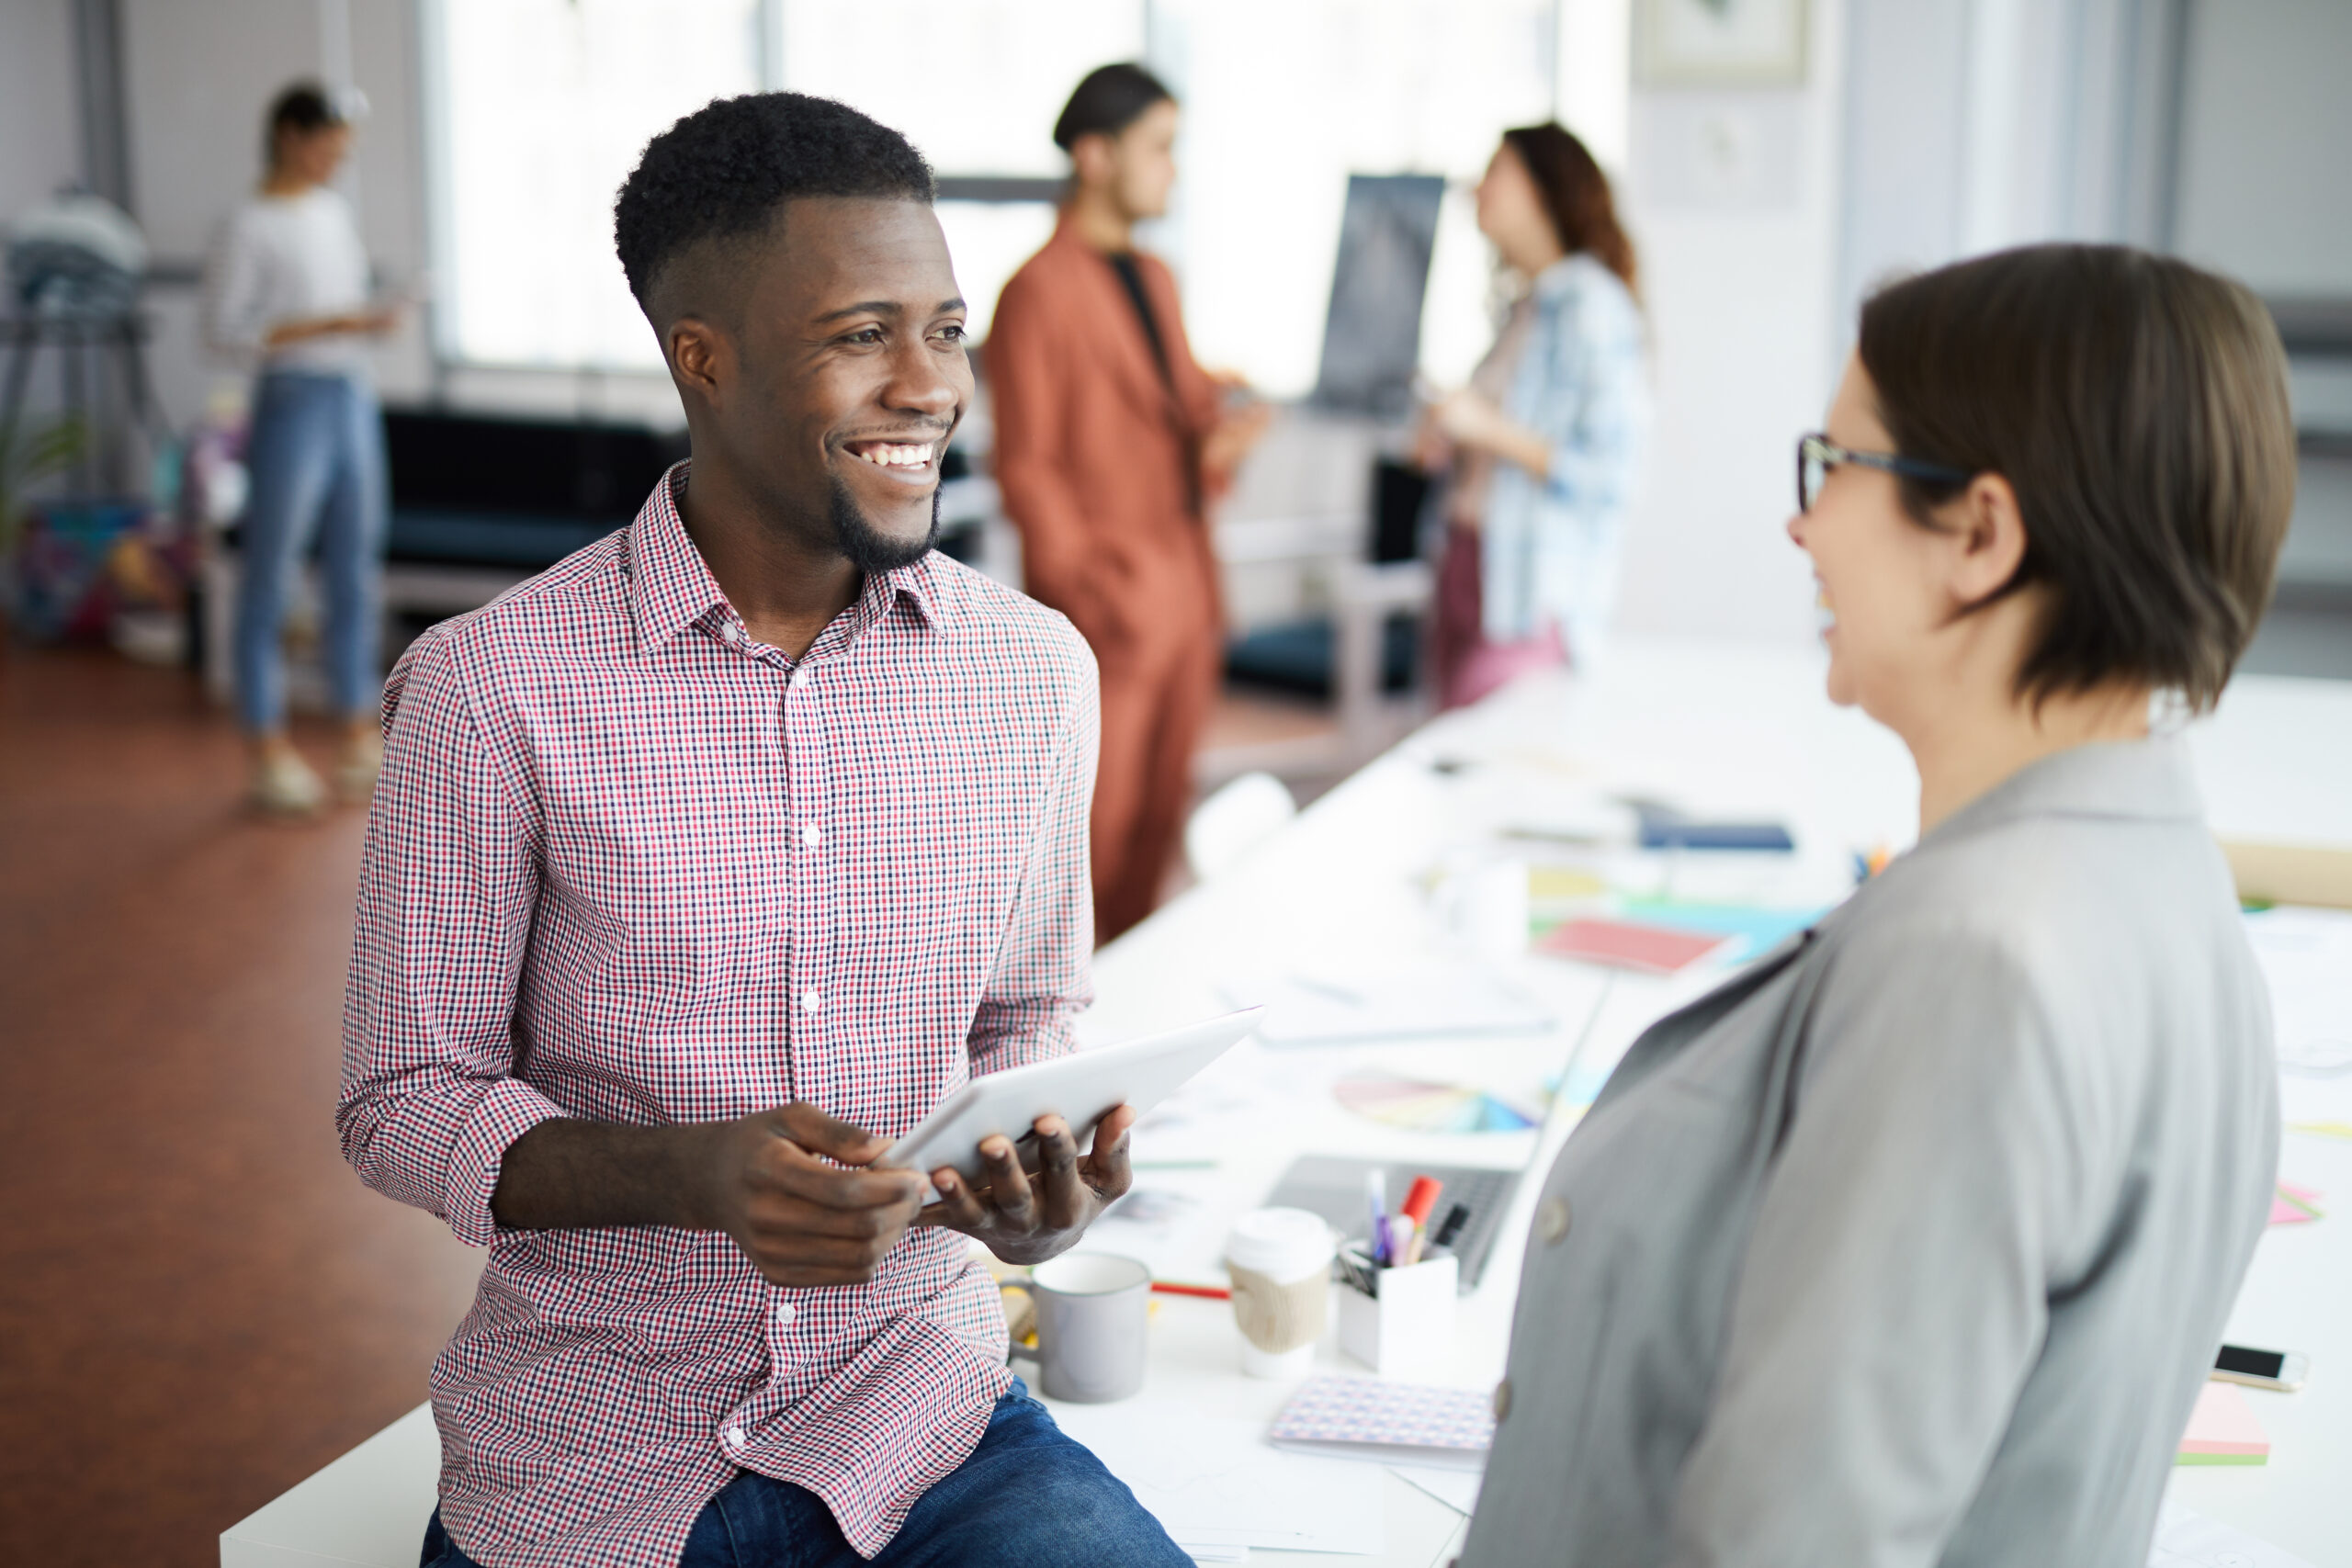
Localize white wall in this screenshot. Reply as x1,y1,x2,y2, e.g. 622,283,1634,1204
121,0,438,426
1607,0,1849,649
0,0,82,224
2172,0,2352,296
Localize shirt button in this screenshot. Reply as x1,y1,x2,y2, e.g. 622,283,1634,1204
1491,1379,1511,1422
800,988,822,1014
723,623,742,643
774,1302,797,1325
789,665,810,689
725,1425,748,1450
1536,1197,1572,1245
800,823,823,849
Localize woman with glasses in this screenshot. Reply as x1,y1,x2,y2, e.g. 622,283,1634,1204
1419,122,1648,707
1461,245,2293,1567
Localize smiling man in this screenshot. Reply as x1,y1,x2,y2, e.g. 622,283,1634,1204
338,95,1189,1568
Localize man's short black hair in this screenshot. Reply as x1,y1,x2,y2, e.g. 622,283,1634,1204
1052,63,1175,152
613,92,934,309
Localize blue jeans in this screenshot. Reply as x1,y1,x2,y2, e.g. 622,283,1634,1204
419,1380,1189,1567
232,370,387,729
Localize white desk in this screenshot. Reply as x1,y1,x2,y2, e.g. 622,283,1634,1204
223,638,2352,1568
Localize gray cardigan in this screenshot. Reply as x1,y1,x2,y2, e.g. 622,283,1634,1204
1461,738,2278,1568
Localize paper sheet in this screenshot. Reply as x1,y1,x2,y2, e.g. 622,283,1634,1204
2148,1498,2315,1567
1228,966,1557,1046
1049,1406,1385,1556
1388,1463,1483,1516
2245,908,2352,1079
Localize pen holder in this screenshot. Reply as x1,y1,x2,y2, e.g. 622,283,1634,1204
1337,1248,1457,1380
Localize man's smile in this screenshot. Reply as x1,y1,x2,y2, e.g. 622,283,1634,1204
840,433,947,485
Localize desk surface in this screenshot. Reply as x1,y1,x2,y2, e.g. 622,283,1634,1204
224,637,2352,1568
1078,639,2352,1567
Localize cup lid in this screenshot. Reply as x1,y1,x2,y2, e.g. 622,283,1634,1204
1226,1207,1336,1275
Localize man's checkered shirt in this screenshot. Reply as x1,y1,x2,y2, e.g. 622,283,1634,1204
338,468,1100,1565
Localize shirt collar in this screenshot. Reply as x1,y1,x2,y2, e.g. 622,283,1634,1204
627,460,943,656
1922,734,2206,851
1531,253,1589,302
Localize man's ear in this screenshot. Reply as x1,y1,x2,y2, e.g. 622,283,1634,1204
666,316,732,411
1943,471,2028,610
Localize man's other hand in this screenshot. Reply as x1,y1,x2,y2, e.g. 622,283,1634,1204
915,1106,1136,1266
695,1104,927,1288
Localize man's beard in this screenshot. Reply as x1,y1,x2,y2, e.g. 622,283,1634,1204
830,473,941,574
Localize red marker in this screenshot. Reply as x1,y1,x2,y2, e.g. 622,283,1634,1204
1400,1175,1444,1230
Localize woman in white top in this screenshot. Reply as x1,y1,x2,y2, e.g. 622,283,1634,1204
1419,123,1648,707
200,83,400,814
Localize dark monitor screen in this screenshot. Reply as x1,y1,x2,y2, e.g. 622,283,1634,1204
1311,173,1447,420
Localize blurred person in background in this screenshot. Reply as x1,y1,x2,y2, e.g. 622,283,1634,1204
989,62,1271,942
1419,122,1647,708
201,82,401,815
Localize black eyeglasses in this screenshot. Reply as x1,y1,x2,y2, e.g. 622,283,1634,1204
1797,433,1972,513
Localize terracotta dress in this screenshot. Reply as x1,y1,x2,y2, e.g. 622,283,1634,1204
989,220,1227,942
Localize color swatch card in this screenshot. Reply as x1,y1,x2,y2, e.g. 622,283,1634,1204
1269,1376,1496,1472
1537,917,1733,975
2177,1380,2269,1464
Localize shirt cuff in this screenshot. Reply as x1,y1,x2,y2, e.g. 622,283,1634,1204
441,1077,569,1247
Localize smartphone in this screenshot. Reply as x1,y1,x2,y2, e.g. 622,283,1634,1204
2213,1343,2309,1392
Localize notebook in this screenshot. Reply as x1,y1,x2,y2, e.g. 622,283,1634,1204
2177,1381,2269,1465
1537,917,1732,975
1268,1376,1496,1472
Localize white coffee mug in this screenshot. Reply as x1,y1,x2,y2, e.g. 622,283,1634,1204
1002,1252,1151,1404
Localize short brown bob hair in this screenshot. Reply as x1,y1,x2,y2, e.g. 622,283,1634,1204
1858,243,2295,713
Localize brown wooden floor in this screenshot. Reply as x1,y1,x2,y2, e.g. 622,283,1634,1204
0,644,483,1566
0,642,1349,1563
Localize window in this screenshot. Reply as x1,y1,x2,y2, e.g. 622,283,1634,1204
424,0,1561,388
424,0,761,370
775,1,1146,343
1154,0,1557,395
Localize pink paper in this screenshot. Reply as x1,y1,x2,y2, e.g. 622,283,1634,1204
2179,1381,2269,1459
2268,1181,2324,1226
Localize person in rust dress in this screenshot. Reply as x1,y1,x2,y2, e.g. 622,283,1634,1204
989,63,1269,942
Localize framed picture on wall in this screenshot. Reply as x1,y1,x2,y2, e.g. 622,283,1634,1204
1634,0,1809,86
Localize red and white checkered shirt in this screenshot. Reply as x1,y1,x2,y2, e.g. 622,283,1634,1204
338,467,1099,1566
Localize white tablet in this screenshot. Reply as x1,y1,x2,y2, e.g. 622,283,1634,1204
879,1008,1262,1201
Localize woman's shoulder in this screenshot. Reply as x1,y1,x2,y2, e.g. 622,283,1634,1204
1816,800,2267,1085
1531,254,1642,355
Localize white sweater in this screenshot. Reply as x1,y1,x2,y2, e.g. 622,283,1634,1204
200,187,372,378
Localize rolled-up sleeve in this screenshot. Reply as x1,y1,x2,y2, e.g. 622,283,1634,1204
1666,931,2083,1566
337,627,560,1247
966,637,1100,1076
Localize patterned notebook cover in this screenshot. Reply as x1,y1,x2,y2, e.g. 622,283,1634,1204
1267,1377,1496,1456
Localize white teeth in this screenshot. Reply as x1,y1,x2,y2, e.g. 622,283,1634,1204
853,443,933,468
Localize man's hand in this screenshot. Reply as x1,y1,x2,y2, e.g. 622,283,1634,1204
490,1107,926,1286
916,1106,1136,1266
694,1105,928,1288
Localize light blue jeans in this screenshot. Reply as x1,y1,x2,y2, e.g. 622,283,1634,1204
232,370,387,730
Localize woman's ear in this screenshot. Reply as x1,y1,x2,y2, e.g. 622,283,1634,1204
1940,472,2029,611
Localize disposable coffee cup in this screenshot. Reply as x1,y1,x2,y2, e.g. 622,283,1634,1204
1225,1207,1335,1379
